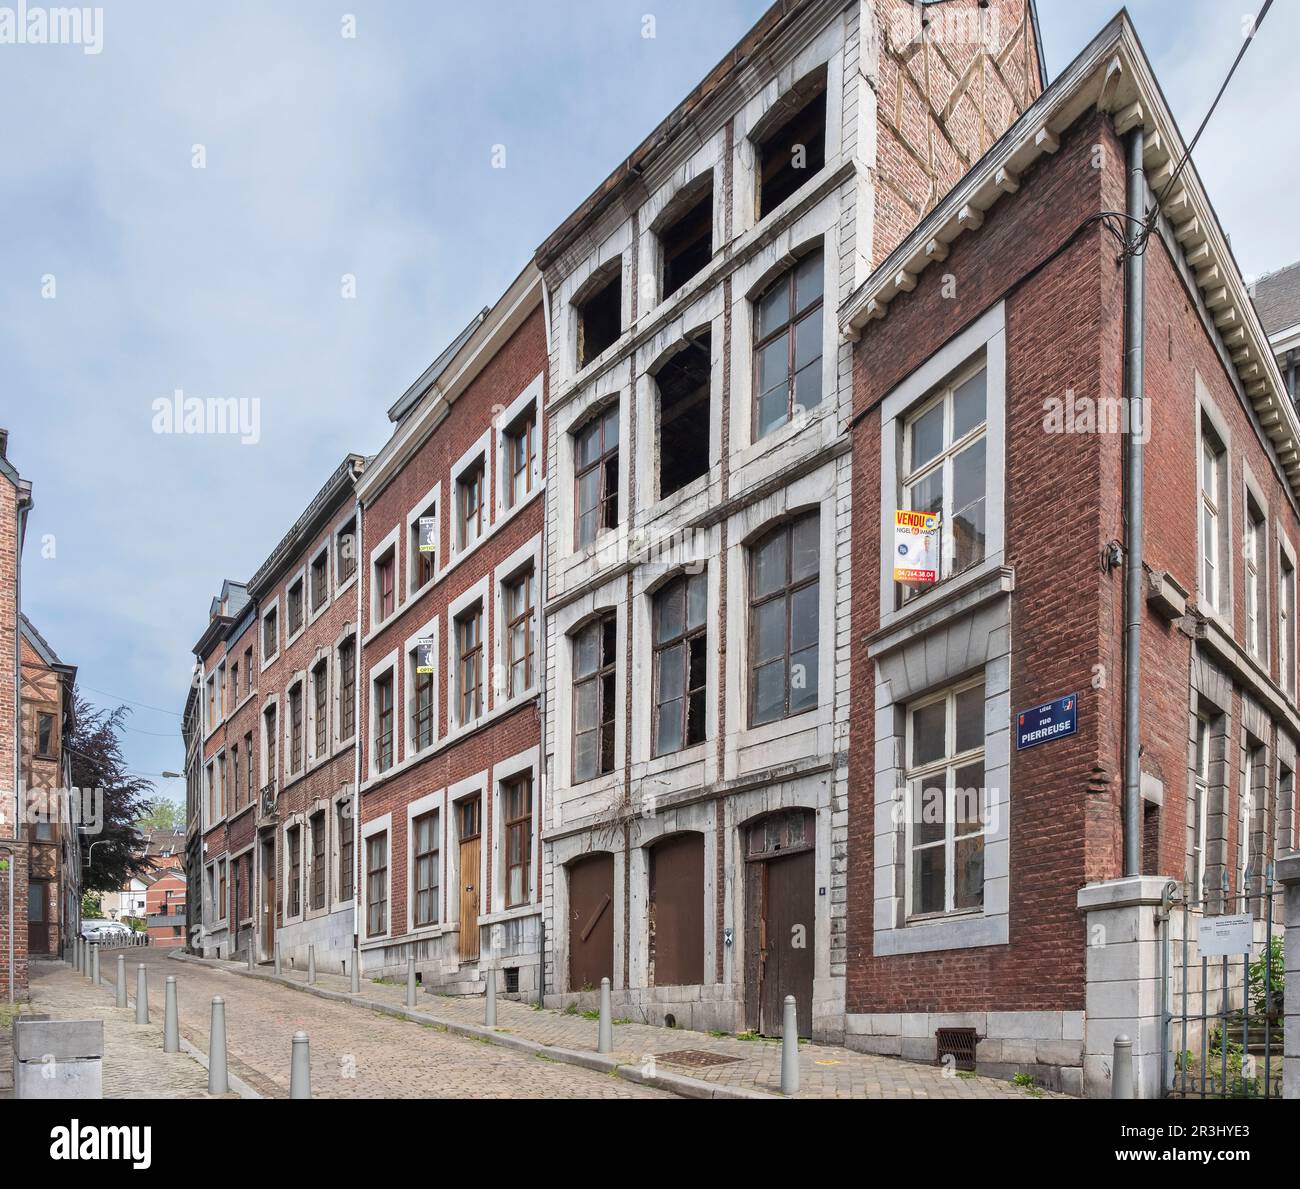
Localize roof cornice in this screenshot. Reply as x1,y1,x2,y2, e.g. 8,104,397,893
839,11,1300,504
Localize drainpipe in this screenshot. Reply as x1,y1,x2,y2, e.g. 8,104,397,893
351,492,363,965
1122,127,1147,878
1286,349,1296,411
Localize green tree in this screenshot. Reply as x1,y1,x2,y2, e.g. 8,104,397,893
69,691,153,894
136,797,182,831
80,891,103,918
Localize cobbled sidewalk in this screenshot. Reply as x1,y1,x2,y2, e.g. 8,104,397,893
181,951,1070,1100
14,958,237,1099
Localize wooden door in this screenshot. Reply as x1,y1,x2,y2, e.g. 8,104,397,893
568,853,614,991
649,833,704,987
754,848,814,1038
458,797,481,962
27,880,50,955
260,836,276,961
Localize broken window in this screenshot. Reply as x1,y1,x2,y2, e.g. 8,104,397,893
656,332,712,497
575,269,622,368
755,70,827,220
574,406,619,547
659,179,714,299
573,612,617,783
653,571,707,756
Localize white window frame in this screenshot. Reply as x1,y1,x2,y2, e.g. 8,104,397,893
361,813,393,944
1192,714,1210,899
403,614,441,764
878,302,1006,622
405,482,442,599
308,539,332,623
1244,494,1267,661
1195,377,1232,622
902,677,988,922
405,789,444,935
367,649,399,783
494,535,542,711
495,374,543,519
284,564,308,649
447,576,490,736
368,524,401,635
259,597,281,672
451,429,493,557
1280,534,1297,698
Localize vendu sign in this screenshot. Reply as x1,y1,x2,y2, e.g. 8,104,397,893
892,509,939,585
1016,694,1078,750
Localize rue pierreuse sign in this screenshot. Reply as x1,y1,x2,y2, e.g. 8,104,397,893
1015,694,1078,750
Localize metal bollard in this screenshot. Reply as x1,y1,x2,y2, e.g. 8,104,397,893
350,948,360,994
780,995,800,1094
485,966,496,1027
406,956,417,1007
164,976,179,1053
1112,1034,1134,1099
247,942,254,972
78,938,86,976
290,1031,311,1099
274,942,282,976
91,943,100,986
597,977,612,1054
208,996,229,1095
308,944,316,985
135,964,149,1025
116,954,127,1009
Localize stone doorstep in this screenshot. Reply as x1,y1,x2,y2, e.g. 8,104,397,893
168,952,779,1101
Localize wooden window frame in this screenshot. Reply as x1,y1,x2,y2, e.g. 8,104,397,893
338,638,356,742
412,810,440,927
457,459,486,550
287,825,302,918
751,251,823,439
572,612,617,783
456,606,484,724
652,572,707,756
573,408,619,548
313,660,328,759
747,514,820,727
375,672,395,773
505,567,535,698
336,520,357,585
506,408,538,508
288,681,304,775
310,811,326,911
503,774,533,909
338,801,354,903
366,831,388,937
374,549,396,623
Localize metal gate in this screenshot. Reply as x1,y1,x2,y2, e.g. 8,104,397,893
1162,875,1285,1099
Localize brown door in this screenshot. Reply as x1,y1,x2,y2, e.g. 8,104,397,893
260,836,276,961
458,797,481,962
27,880,50,955
649,833,704,987
568,853,614,991
746,848,814,1038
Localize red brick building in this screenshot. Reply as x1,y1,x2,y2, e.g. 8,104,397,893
144,867,187,946
841,13,1300,1095
245,455,366,970
355,266,546,995
0,430,32,998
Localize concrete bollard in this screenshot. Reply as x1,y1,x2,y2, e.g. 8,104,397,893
91,943,100,986
485,966,496,1028
290,1031,311,1099
164,977,179,1054
308,944,316,985
116,954,127,1009
77,938,85,976
597,977,612,1054
406,956,417,1007
208,997,229,1095
780,995,800,1094
247,942,254,972
1112,1034,1134,1100
274,942,282,976
135,964,149,1025
350,948,360,994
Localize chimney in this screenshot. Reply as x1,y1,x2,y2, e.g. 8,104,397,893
0,429,8,459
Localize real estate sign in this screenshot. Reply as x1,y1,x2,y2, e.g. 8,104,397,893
892,509,939,585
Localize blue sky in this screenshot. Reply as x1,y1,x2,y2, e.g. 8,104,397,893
2,0,1295,806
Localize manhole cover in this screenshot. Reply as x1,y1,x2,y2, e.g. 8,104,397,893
657,1049,742,1069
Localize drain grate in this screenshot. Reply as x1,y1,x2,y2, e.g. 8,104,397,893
657,1049,743,1069
935,1027,980,1072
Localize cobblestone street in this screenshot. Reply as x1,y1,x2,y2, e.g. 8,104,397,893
35,949,671,1099
181,951,1068,1100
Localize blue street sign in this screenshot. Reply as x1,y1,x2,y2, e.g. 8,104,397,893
1016,693,1078,750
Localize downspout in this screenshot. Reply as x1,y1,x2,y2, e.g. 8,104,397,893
1122,127,1147,878
1286,349,1296,411
10,490,31,1000
351,491,363,966
538,277,552,1007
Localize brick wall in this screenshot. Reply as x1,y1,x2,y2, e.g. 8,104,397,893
0,454,28,997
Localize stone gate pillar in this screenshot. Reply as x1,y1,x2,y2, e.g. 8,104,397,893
1280,854,1300,1100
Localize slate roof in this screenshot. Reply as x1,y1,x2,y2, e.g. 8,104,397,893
1252,259,1300,338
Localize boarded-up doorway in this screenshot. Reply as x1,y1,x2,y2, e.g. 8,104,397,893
648,833,703,986
27,879,51,955
568,853,614,991
744,810,814,1037
260,834,276,961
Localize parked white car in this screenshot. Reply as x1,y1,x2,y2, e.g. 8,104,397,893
80,920,132,943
